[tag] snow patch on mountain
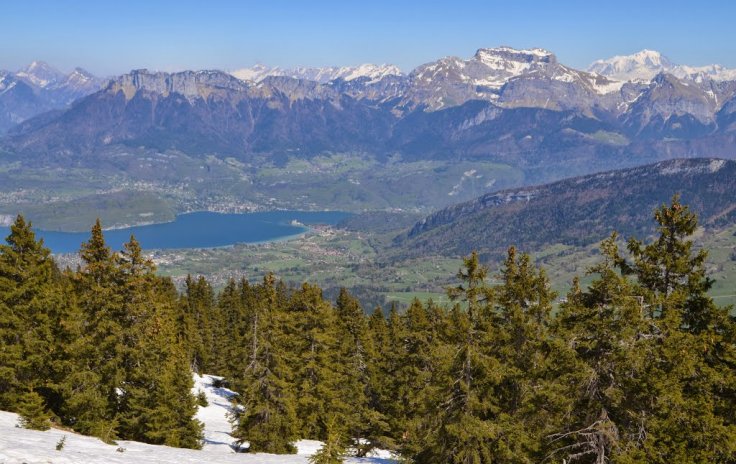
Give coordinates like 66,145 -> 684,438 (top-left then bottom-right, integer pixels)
0,374 -> 395,463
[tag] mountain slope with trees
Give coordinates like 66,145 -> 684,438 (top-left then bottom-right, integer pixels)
397,158 -> 736,261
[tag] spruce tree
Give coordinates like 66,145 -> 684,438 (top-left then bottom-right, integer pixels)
409,252 -> 500,464
309,416 -> 348,464
383,303 -> 409,441
286,283 -> 345,440
180,275 -> 216,373
63,219 -> 124,441
230,273 -> 299,454
489,247 -> 563,462
393,298 -> 441,456
552,235 -> 645,463
0,215 -> 68,423
213,278 -> 244,377
333,288 -> 386,454
17,389 -> 52,430
616,197 -> 736,462
364,306 -> 394,449
116,236 -> 203,448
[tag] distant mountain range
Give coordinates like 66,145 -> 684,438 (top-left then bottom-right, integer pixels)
2,48 -> 736,204
0,61 -> 106,133
395,158 -> 736,260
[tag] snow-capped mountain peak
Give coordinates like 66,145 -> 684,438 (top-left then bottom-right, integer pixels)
588,49 -> 673,82
16,60 -> 67,88
671,64 -> 736,83
229,64 -> 279,83
410,46 -> 560,93
589,49 -> 736,84
230,63 -> 403,84
334,63 -> 403,82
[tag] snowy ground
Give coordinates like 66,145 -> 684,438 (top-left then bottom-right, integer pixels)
0,374 -> 395,464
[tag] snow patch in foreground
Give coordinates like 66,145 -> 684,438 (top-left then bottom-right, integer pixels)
0,373 -> 394,463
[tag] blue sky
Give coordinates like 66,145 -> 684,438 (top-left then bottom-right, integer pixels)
1,0 -> 735,75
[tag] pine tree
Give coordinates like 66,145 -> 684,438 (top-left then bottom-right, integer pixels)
116,236 -> 203,448
409,252 -> 500,464
551,234 -> 645,463
309,416 -> 348,464
230,273 -> 299,454
63,219 -> 124,441
616,197 -> 736,462
17,389 -> 52,430
0,215 -> 68,421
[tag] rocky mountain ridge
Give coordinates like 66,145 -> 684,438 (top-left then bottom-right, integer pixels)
4,48 -> 736,175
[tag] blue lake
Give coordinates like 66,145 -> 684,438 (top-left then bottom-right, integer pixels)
0,211 -> 352,254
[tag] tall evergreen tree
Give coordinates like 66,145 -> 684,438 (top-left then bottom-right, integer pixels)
180,275 -> 216,373
230,273 -> 299,454
552,235 -> 646,463
616,197 -> 736,462
63,219 -> 124,441
364,305 -> 395,448
333,288 -> 387,454
212,278 -> 245,377
0,215 -> 67,422
409,252 -> 500,464
116,236 -> 203,448
285,283 -> 345,440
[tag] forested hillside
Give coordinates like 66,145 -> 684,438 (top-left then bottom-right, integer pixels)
1,198 -> 735,462
398,158 -> 736,261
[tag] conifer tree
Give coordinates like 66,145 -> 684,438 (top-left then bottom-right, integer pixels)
393,298 -> 442,456
212,278 -> 244,377
490,247 -> 562,461
333,288 -> 387,453
409,252 -> 500,464
116,236 -> 203,448
180,275 -> 216,373
551,235 -> 645,463
0,215 -> 68,423
364,306 -> 394,448
230,273 -> 299,454
17,389 -> 52,430
382,303 -> 410,440
286,283 -> 345,440
63,219 -> 124,441
309,416 -> 348,464
615,197 -> 736,462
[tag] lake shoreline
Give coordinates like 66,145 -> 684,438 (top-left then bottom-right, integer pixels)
0,211 -> 351,254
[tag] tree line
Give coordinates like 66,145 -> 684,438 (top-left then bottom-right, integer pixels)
1,197 -> 735,463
